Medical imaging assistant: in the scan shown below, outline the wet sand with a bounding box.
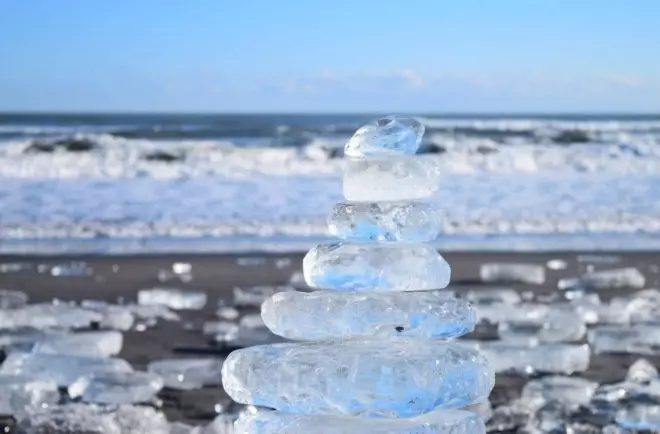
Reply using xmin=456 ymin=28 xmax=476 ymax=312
xmin=1 ymin=250 xmax=659 ymax=428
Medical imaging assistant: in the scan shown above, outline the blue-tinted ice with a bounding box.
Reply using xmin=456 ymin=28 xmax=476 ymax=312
xmin=344 ymin=116 xmax=425 ymax=158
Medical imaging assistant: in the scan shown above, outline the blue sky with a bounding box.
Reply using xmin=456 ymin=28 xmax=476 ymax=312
xmin=1 ymin=0 xmax=659 ymax=112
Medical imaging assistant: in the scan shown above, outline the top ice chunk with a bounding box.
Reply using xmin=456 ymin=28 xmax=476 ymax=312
xmin=344 ymin=116 xmax=425 ymax=158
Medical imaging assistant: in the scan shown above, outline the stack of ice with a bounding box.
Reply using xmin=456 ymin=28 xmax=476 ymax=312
xmin=222 ymin=116 xmax=495 ymax=433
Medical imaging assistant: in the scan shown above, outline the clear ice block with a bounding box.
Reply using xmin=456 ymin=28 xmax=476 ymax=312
xmin=138 ymin=287 xmax=207 ymax=310
xmin=344 ymin=116 xmax=425 ymax=158
xmin=147 ymin=358 xmax=223 ymax=390
xmin=479 ymin=263 xmax=545 ymax=285
xmin=68 ymin=371 xmax=163 ymax=404
xmin=0 ymin=375 xmax=59 ymax=417
xmin=30 ymin=331 xmax=123 ymax=357
xmin=558 ymin=267 xmax=646 ymax=291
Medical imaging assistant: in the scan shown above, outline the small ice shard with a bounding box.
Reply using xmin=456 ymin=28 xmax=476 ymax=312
xmin=113 ymin=405 xmax=170 ymax=434
xmin=558 ymin=268 xmax=646 ymax=291
xmin=236 ymin=408 xmax=484 ymax=434
xmin=0 ymin=353 xmax=133 ymax=387
xmin=128 ymin=303 xmax=180 ymax=322
xmin=479 ymin=263 xmax=545 ymax=285
xmin=546 ymin=259 xmax=568 ymax=270
xmin=328 ymin=201 xmax=441 ymax=243
xmin=627 ymin=359 xmax=659 ymax=383
xmin=48 ymin=262 xmax=93 ymax=277
xmin=616 ymin=404 xmax=660 ymax=431
xmin=0 ymin=262 xmax=32 ymax=273
xmin=497 ymin=311 xmax=586 ymax=344
xmin=217 ymin=306 xmax=240 ymax=321
xmin=157 ymin=262 xmax=193 ymax=283
xmin=0 ymin=375 xmax=60 ymax=417
xmin=0 ymin=289 xmax=28 ymax=309
xmin=138 ymin=288 xmax=207 ymax=310
xmin=30 ymin=331 xmax=123 ymax=357
xmin=467 ymin=342 xmax=590 ymax=375
xmin=222 ymin=340 xmax=494 ymax=417
xmin=262 ymin=290 xmax=475 ymax=341
xmin=520 ymin=376 xmax=598 ymax=409
xmin=233 ymin=285 xmax=294 ymax=308
xmin=147 ymin=358 xmax=223 ymax=390
xmin=343 ymin=156 xmax=440 ymax=201
xmin=15 ymin=404 xmax=121 ymax=434
xmin=465 ymin=288 xmax=521 ymax=305
xmin=588 ymin=324 xmax=660 ymax=355
xmin=0 ymin=303 xmax=103 ymax=330
xmin=344 ymin=116 xmax=425 ymax=158
xmin=81 ymin=301 xmax=135 ymax=331
xmin=68 ymin=371 xmax=163 ymax=404
xmin=303 ymin=243 xmax=450 ymax=292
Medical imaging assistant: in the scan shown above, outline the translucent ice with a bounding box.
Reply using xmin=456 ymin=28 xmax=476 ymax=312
xmin=113 ymin=405 xmax=170 ymax=434
xmin=68 ymin=371 xmax=163 ymax=404
xmin=15 ymin=404 xmax=121 ymax=434
xmin=588 ymin=324 xmax=660 ymax=355
xmin=0 ymin=303 xmax=102 ymax=330
xmin=0 ymin=375 xmax=59 ymax=417
xmin=627 ymin=359 xmax=659 ymax=383
xmin=558 ymin=268 xmax=645 ymax=291
xmin=344 ymin=116 xmax=425 ymax=158
xmin=147 ymin=358 xmax=223 ymax=390
xmin=138 ymin=287 xmax=207 ymax=310
xmin=236 ymin=408 xmax=484 ymax=434
xmin=466 ymin=288 xmax=521 ymax=305
xmin=0 ymin=289 xmax=28 ymax=309
xmin=476 ymin=302 xmax=550 ymax=324
xmin=343 ymin=156 xmax=440 ymax=201
xmin=30 ymin=331 xmax=123 ymax=357
xmin=521 ymin=376 xmax=598 ymax=409
xmin=233 ymin=285 xmax=294 ymax=308
xmin=497 ymin=311 xmax=586 ymax=344
xmin=328 ymin=201 xmax=441 ymax=243
xmin=479 ymin=263 xmax=545 ymax=285
xmin=81 ymin=301 xmax=135 ymax=331
xmin=303 ymin=243 xmax=450 ymax=292
xmin=217 ymin=305 xmax=240 ymax=321
xmin=222 ymin=340 xmax=494 ymax=417
xmin=262 ymin=290 xmax=475 ymax=341
xmin=0 ymin=353 xmax=133 ymax=387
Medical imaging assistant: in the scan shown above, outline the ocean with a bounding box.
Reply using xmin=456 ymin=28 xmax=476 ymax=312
xmin=1 ymin=112 xmax=660 ymax=254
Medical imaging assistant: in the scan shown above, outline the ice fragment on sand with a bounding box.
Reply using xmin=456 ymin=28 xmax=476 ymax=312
xmin=138 ymin=287 xmax=207 ymax=310
xmin=328 ymin=201 xmax=441 ymax=243
xmin=466 ymin=288 xmax=521 ymax=305
xmin=546 ymin=259 xmax=568 ymax=270
xmin=479 ymin=263 xmax=545 ymax=285
xmin=47 ymin=262 xmax=92 ymax=277
xmin=217 ymin=306 xmax=240 ymax=321
xmin=236 ymin=408 xmax=484 ymax=434
xmin=81 ymin=301 xmax=135 ymax=331
xmin=627 ymin=359 xmax=658 ymax=383
xmin=112 ymin=405 xmax=170 ymax=434
xmin=497 ymin=311 xmax=586 ymax=344
xmin=588 ymin=324 xmax=660 ymax=355
xmin=0 ymin=303 xmax=102 ymax=330
xmin=0 ymin=290 xmax=28 ymax=309
xmin=68 ymin=371 xmax=163 ymax=404
xmin=0 ymin=353 xmax=133 ymax=387
xmin=344 ymin=116 xmax=425 ymax=158
xmin=476 ymin=302 xmax=550 ymax=324
xmin=15 ymin=404 xmax=121 ymax=434
xmin=521 ymin=376 xmax=598 ymax=409
xmin=558 ymin=267 xmax=645 ymax=291
xmin=30 ymin=331 xmax=123 ymax=357
xmin=262 ymin=290 xmax=475 ymax=340
xmin=147 ymin=358 xmax=223 ymax=390
xmin=0 ymin=375 xmax=59 ymax=417
xmin=303 ymin=243 xmax=450 ymax=292
xmin=233 ymin=285 xmax=294 ymax=308
xmin=616 ymin=404 xmax=660 ymax=431
xmin=222 ymin=340 xmax=494 ymax=417
xmin=343 ymin=156 xmax=440 ymax=201
xmin=203 ymin=321 xmax=239 ymax=337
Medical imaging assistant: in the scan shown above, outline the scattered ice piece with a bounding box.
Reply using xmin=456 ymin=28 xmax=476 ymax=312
xmin=577 ymin=254 xmax=622 ymax=265
xmin=0 ymin=262 xmax=32 ymax=273
xmin=303 ymin=243 xmax=450 ymax=292
xmin=233 ymin=285 xmax=294 ymax=308
xmin=30 ymin=331 xmax=123 ymax=357
xmin=217 ymin=306 xmax=240 ymax=321
xmin=204 ymin=321 xmax=239 ymax=337
xmin=81 ymin=301 xmax=135 ymax=331
xmin=240 ymin=314 xmax=265 ymax=329
xmin=479 ymin=263 xmax=545 ymax=285
xmin=48 ymin=262 xmax=93 ymax=277
xmin=546 ymin=259 xmax=568 ymax=270
xmin=588 ymin=324 xmax=660 ymax=355
xmin=497 ymin=311 xmax=586 ymax=344
xmin=344 ymin=116 xmax=425 ymax=158
xmin=15 ymin=404 xmax=121 ymax=434
xmin=476 ymin=302 xmax=550 ymax=324
xmin=158 ymin=262 xmax=193 ymax=283
xmin=466 ymin=288 xmax=521 ymax=305
xmin=173 ymin=262 xmax=192 ymax=274
xmin=113 ymin=405 xmax=170 ymax=434
xmin=521 ymin=376 xmax=598 ymax=409
xmin=138 ymin=287 xmax=207 ymax=310
xmin=236 ymin=408 xmax=484 ymax=434
xmin=274 ymin=258 xmax=292 ymax=269
xmin=237 ymin=257 xmax=266 ymax=267
xmin=0 ymin=353 xmax=133 ymax=387
xmin=0 ymin=290 xmax=28 ymax=309
xmin=0 ymin=375 xmax=59 ymax=417
xmin=627 ymin=359 xmax=659 ymax=383
xmin=147 ymin=358 xmax=223 ymax=390
xmin=68 ymin=371 xmax=163 ymax=404
xmin=222 ymin=340 xmax=494 ymax=417
xmin=262 ymin=290 xmax=475 ymax=340
xmin=128 ymin=303 xmax=180 ymax=322
xmin=328 ymin=201 xmax=441 ymax=243
xmin=0 ymin=303 xmax=102 ymax=330
xmin=558 ymin=268 xmax=646 ymax=291
xmin=0 ymin=328 xmax=66 ymax=349
xmin=343 ymin=156 xmax=440 ymax=201
xmin=616 ymin=404 xmax=660 ymax=431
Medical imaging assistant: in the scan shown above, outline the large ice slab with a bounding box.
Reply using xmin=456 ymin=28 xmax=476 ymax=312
xmin=0 ymin=353 xmax=133 ymax=387
xmin=222 ymin=339 xmax=494 ymax=417
xmin=0 ymin=375 xmax=59 ymax=417
xmin=68 ymin=371 xmax=163 ymax=404
xmin=0 ymin=303 xmax=102 ymax=330
xmin=261 ymin=290 xmax=475 ymax=341
xmin=236 ymin=408 xmax=485 ymax=434
xmin=147 ymin=358 xmax=223 ymax=390
xmin=30 ymin=331 xmax=123 ymax=357
xmin=328 ymin=201 xmax=441 ymax=243
xmin=344 ymin=116 xmax=425 ymax=158
xmin=497 ymin=311 xmax=586 ymax=344
xmin=303 ymin=243 xmax=450 ymax=292
xmin=343 ymin=156 xmax=440 ymax=201
xmin=138 ymin=287 xmax=207 ymax=310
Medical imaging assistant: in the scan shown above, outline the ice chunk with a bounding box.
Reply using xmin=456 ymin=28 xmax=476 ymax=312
xmin=113 ymin=405 xmax=170 ymax=434
xmin=521 ymin=376 xmax=597 ymax=409
xmin=81 ymin=301 xmax=135 ymax=331
xmin=0 ymin=375 xmax=59 ymax=417
xmin=559 ymin=268 xmax=645 ymax=291
xmin=128 ymin=303 xmax=180 ymax=322
xmin=479 ymin=263 xmax=545 ymax=285
xmin=68 ymin=371 xmax=163 ymax=404
xmin=343 ymin=156 xmax=440 ymax=201
xmin=217 ymin=306 xmax=240 ymax=321
xmin=30 ymin=331 xmax=123 ymax=357
xmin=616 ymin=404 xmax=660 ymax=431
xmin=147 ymin=358 xmax=223 ymax=390
xmin=328 ymin=201 xmax=441 ymax=243
xmin=236 ymin=408 xmax=484 ymax=434
xmin=47 ymin=262 xmax=93 ymax=277
xmin=15 ymin=404 xmax=121 ymax=434
xmin=222 ymin=340 xmax=494 ymax=417
xmin=497 ymin=311 xmax=586 ymax=344
xmin=303 ymin=243 xmax=450 ymax=292
xmin=158 ymin=262 xmax=193 ymax=283
xmin=344 ymin=116 xmax=425 ymax=158
xmin=138 ymin=287 xmax=207 ymax=310
xmin=627 ymin=359 xmax=659 ymax=383
xmin=577 ymin=254 xmax=621 ymax=265
xmin=0 ymin=303 xmax=102 ymax=330
xmin=262 ymin=290 xmax=475 ymax=341
xmin=0 ymin=353 xmax=133 ymax=387
xmin=588 ymin=324 xmax=660 ymax=355
xmin=0 ymin=289 xmax=28 ymax=309
xmin=233 ymin=285 xmax=294 ymax=308
xmin=546 ymin=259 xmax=568 ymax=270
xmin=466 ymin=288 xmax=521 ymax=305
xmin=203 ymin=321 xmax=239 ymax=337
xmin=476 ymin=302 xmax=550 ymax=324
